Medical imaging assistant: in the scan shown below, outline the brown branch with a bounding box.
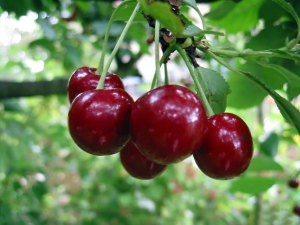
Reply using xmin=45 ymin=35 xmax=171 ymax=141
xmin=0 ymin=79 xmax=68 ymax=99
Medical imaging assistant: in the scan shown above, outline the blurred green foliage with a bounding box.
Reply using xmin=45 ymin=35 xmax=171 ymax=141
xmin=0 ymin=0 xmax=300 ymax=224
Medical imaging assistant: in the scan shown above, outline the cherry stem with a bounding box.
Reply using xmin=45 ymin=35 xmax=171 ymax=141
xmin=164 ymin=63 xmax=169 ymax=85
xmin=199 ymin=47 xmax=300 ymax=63
xmin=154 ymin=20 xmax=162 ymax=87
xmin=96 ymin=2 xmax=141 ymax=89
xmin=96 ymin=0 xmax=136 ymax=75
xmin=194 ymin=67 xmax=211 ymax=103
xmin=175 ymin=44 xmax=214 ymax=117
xmin=150 ymin=45 xmax=175 ymax=89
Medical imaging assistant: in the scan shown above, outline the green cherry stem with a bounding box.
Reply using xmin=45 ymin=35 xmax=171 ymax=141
xmin=154 ymin=20 xmax=162 ymax=87
xmin=200 ymin=47 xmax=300 ymax=62
xmin=96 ymin=0 xmax=137 ymax=75
xmin=164 ymin=63 xmax=169 ymax=85
xmin=96 ymin=2 xmax=141 ymax=89
xmin=150 ymin=45 xmax=175 ymax=89
xmin=194 ymin=67 xmax=211 ymax=103
xmin=175 ymin=44 xmax=214 ymax=116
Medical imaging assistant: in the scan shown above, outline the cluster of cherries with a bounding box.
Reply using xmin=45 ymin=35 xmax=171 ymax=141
xmin=67 ymin=67 xmax=254 ymax=180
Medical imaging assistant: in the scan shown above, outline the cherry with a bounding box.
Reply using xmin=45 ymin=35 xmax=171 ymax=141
xmin=193 ymin=113 xmax=253 ymax=180
xmin=293 ymin=206 xmax=300 ymax=217
xmin=120 ymin=139 xmax=167 ymax=179
xmin=130 ymin=84 xmax=208 ymax=165
xmin=68 ymin=89 xmax=133 ymax=156
xmin=67 ymin=66 xmax=124 ymax=103
xmin=288 ymin=179 xmax=299 ymax=188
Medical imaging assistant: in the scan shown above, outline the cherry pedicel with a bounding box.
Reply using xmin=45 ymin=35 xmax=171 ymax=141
xmin=130 ymin=84 xmax=208 ymax=165
xmin=193 ymin=113 xmax=253 ymax=180
xmin=67 ymin=66 xmax=124 ymax=103
xmin=120 ymin=139 xmax=167 ymax=180
xmin=68 ymin=89 xmax=133 ymax=156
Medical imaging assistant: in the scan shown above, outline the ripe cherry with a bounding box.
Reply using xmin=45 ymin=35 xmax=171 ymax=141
xmin=130 ymin=85 xmax=208 ymax=165
xmin=293 ymin=206 xmax=300 ymax=217
xmin=288 ymin=179 xmax=299 ymax=188
xmin=67 ymin=66 xmax=124 ymax=103
xmin=120 ymin=139 xmax=167 ymax=180
xmin=193 ymin=113 xmax=253 ymax=180
xmin=68 ymin=89 xmax=133 ymax=155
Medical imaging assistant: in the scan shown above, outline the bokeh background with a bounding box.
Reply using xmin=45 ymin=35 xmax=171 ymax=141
xmin=1 ymin=0 xmax=300 ymax=224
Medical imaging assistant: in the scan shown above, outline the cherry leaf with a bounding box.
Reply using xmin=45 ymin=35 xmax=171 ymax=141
xmin=138 ymin=0 xmax=184 ymax=33
xmin=205 ymin=0 xmax=265 ymax=33
xmin=247 ymin=154 xmax=283 ymax=172
xmin=273 ymin=0 xmax=300 ymax=29
xmin=257 ymin=62 xmax=300 ymax=100
xmin=195 ymin=67 xmax=231 ymax=114
xmin=259 ymin=133 xmax=279 ymax=158
xmin=113 ymin=0 xmax=145 ymax=21
xmin=237 ymin=69 xmax=300 ymax=134
xmin=230 ymin=176 xmax=276 ymax=195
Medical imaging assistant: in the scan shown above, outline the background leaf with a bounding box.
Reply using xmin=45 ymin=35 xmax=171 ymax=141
xmin=247 ymin=154 xmax=283 ymax=172
xmin=138 ymin=0 xmax=184 ymax=33
xmin=205 ymin=0 xmax=266 ymax=33
xmin=259 ymin=132 xmax=280 ymax=158
xmin=113 ymin=1 xmax=145 ymax=22
xmin=257 ymin=63 xmax=300 ymax=100
xmin=230 ymin=176 xmax=276 ymax=195
xmin=238 ymin=69 xmax=300 ymax=134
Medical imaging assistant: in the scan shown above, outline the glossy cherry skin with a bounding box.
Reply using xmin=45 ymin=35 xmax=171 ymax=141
xmin=193 ymin=113 xmax=253 ymax=180
xmin=120 ymin=139 xmax=167 ymax=180
xmin=288 ymin=179 xmax=299 ymax=188
xmin=130 ymin=85 xmax=208 ymax=165
xmin=67 ymin=66 xmax=124 ymax=103
xmin=68 ymin=89 xmax=133 ymax=156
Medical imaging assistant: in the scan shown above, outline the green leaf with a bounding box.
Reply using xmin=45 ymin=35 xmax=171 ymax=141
xmin=205 ymin=1 xmax=237 ymax=20
xmin=227 ymin=61 xmax=286 ymax=109
xmin=0 ymin=0 xmax=31 ymax=17
xmin=227 ymin=71 xmax=267 ymax=109
xmin=63 ymin=44 xmax=82 ymax=69
xmin=181 ymin=0 xmax=198 ymax=13
xmin=195 ymin=67 xmax=231 ymax=114
xmin=273 ymin=0 xmax=300 ymax=28
xmin=32 ymin=181 xmax=48 ymax=199
xmin=29 ymin=38 xmax=55 ymax=53
xmin=208 ymin=51 xmax=300 ymax=133
xmin=245 ymin=24 xmax=291 ymax=51
xmin=138 ymin=0 xmax=184 ymax=33
xmin=113 ymin=1 xmax=145 ymax=21
xmin=37 ymin=18 xmax=56 ymax=40
xmin=247 ymin=154 xmax=283 ymax=172
xmin=257 ymin=63 xmax=300 ymax=100
xmin=237 ymin=69 xmax=300 ymax=134
xmin=181 ymin=0 xmax=203 ymax=27
xmin=259 ymin=0 xmax=286 ymax=26
xmin=206 ymin=0 xmax=266 ymax=33
xmin=259 ymin=132 xmax=279 ymax=158
xmin=179 ymin=24 xmax=202 ymax=37
xmin=230 ymin=176 xmax=276 ymax=195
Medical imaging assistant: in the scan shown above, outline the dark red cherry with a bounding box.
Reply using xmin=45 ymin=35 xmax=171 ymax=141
xmin=288 ymin=179 xmax=299 ymax=188
xmin=120 ymin=139 xmax=167 ymax=179
xmin=293 ymin=206 xmax=300 ymax=216
xmin=68 ymin=89 xmax=133 ymax=155
xmin=130 ymin=85 xmax=208 ymax=165
xmin=193 ymin=113 xmax=253 ymax=180
xmin=67 ymin=66 xmax=124 ymax=103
